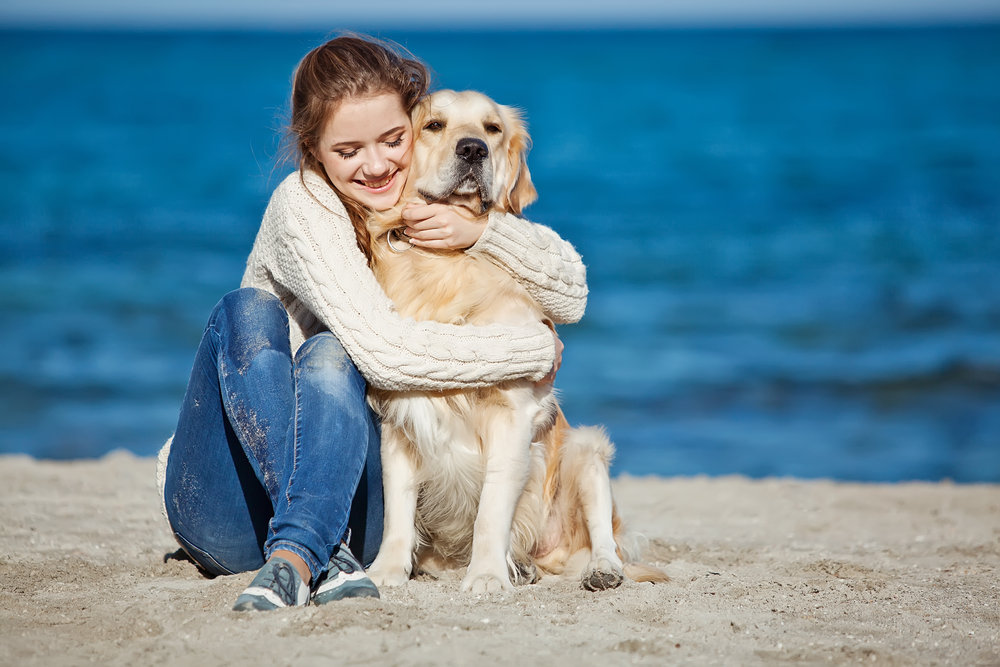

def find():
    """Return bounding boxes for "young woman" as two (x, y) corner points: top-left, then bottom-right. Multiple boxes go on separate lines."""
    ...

(158, 34), (588, 611)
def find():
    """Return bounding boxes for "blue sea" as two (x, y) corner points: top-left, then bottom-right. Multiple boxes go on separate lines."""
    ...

(1, 27), (998, 482)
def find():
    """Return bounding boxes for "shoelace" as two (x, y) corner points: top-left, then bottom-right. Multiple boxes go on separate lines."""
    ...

(261, 561), (300, 604)
(329, 547), (360, 574)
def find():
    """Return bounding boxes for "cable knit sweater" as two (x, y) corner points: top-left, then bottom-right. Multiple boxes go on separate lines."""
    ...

(241, 169), (588, 391)
(156, 168), (588, 516)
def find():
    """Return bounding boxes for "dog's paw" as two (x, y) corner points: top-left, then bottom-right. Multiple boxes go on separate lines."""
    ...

(582, 557), (624, 591)
(367, 559), (411, 588)
(461, 570), (513, 594)
(511, 560), (539, 586)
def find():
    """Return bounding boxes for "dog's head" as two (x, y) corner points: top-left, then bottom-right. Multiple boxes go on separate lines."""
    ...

(407, 90), (537, 216)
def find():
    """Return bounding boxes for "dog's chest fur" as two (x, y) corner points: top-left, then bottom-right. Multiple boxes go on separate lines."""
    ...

(368, 245), (554, 563)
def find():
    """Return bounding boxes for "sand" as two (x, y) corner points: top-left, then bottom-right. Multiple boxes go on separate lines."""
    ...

(1, 451), (997, 666)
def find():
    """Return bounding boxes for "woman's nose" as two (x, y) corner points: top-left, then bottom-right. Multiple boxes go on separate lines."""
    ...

(362, 147), (390, 176)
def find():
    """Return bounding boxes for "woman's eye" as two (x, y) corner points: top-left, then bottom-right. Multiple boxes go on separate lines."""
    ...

(424, 120), (443, 132)
(485, 123), (502, 134)
(337, 149), (359, 159)
(386, 136), (404, 148)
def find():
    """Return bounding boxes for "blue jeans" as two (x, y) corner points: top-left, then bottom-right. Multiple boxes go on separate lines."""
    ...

(163, 288), (382, 580)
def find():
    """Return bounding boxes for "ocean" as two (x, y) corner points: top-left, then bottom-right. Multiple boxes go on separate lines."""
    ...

(1, 27), (998, 481)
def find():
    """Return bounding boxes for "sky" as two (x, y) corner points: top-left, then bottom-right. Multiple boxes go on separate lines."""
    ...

(2, 0), (1000, 30)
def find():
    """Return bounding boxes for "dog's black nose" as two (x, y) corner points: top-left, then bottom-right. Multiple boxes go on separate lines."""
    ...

(455, 137), (488, 163)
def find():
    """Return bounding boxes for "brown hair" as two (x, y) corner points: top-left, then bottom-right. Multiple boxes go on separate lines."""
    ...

(287, 34), (430, 264)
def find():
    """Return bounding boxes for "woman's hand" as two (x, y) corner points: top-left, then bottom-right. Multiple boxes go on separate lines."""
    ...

(401, 202), (487, 250)
(536, 322), (563, 386)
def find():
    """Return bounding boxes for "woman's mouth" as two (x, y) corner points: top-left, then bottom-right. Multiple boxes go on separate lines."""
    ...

(355, 172), (397, 193)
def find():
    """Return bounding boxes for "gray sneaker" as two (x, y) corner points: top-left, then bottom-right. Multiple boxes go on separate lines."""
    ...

(232, 557), (309, 611)
(311, 543), (380, 604)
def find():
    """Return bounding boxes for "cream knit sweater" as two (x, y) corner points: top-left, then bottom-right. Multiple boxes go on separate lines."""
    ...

(156, 169), (588, 507)
(240, 169), (588, 391)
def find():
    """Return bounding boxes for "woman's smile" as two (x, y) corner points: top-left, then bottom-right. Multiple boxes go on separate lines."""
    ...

(357, 171), (398, 192)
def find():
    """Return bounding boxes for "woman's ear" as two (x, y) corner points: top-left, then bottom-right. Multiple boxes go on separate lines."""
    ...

(500, 106), (538, 216)
(303, 136), (321, 166)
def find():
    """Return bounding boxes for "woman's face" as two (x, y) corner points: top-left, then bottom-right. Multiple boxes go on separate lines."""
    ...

(314, 92), (412, 211)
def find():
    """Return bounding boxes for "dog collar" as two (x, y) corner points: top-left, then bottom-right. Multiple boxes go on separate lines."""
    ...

(386, 228), (411, 253)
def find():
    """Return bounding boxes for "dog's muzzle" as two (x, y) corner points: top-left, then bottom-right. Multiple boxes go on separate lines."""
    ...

(417, 137), (495, 213)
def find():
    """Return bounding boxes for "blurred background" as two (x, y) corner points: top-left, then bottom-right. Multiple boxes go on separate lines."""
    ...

(1, 1), (998, 481)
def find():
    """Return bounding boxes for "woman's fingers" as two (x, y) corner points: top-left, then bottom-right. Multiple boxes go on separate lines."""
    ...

(401, 202), (444, 224)
(401, 204), (485, 249)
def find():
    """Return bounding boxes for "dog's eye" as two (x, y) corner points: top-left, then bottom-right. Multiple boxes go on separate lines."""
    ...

(424, 120), (444, 132)
(485, 123), (502, 135)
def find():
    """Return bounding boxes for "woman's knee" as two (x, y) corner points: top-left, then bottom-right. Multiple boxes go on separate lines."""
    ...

(210, 288), (290, 362)
(214, 288), (286, 330)
(295, 332), (367, 399)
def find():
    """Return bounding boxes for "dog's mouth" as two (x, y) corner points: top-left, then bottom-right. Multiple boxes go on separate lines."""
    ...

(418, 167), (494, 213)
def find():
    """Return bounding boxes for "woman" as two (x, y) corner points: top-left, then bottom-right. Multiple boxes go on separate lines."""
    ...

(158, 34), (588, 611)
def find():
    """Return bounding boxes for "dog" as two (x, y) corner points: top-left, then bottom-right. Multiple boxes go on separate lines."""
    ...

(364, 90), (667, 593)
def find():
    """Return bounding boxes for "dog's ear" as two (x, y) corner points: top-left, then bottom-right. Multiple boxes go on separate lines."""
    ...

(499, 105), (537, 215)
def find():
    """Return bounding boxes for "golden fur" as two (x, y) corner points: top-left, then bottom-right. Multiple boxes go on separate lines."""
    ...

(365, 90), (667, 592)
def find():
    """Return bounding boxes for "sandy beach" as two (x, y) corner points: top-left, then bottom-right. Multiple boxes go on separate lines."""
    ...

(1, 451), (997, 665)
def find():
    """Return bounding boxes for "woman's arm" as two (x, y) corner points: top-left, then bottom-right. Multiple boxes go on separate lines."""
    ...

(246, 171), (556, 392)
(468, 211), (587, 324)
(401, 204), (588, 324)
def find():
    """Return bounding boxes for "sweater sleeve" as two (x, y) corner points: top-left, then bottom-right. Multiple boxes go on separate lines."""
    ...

(466, 211), (588, 324)
(253, 172), (556, 392)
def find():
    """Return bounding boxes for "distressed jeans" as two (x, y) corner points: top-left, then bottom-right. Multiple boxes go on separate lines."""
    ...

(163, 288), (382, 580)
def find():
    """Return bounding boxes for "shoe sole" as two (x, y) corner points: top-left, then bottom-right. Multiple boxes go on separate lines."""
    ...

(312, 583), (380, 604)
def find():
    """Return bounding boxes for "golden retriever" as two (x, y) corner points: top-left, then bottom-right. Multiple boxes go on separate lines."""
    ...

(364, 90), (667, 593)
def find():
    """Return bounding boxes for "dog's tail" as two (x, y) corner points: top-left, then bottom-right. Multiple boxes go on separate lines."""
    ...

(624, 562), (670, 584)
(614, 525), (670, 584)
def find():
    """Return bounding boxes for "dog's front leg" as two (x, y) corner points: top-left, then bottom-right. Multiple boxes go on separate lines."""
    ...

(367, 426), (418, 587)
(461, 413), (533, 594)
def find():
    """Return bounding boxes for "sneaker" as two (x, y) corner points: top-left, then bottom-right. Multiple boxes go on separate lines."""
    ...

(232, 557), (310, 611)
(311, 543), (380, 604)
